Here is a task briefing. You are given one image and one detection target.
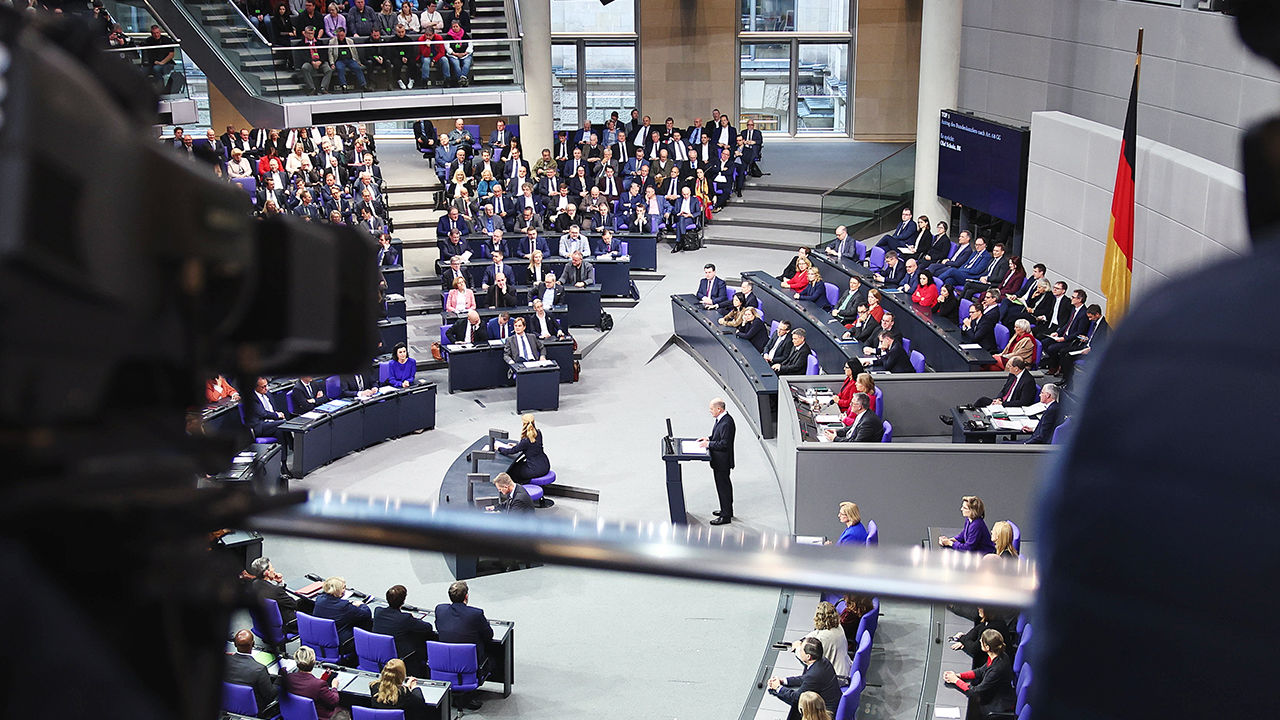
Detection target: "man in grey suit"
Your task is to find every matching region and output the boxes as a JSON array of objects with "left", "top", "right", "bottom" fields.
[
  {"left": 225, "top": 629, "right": 278, "bottom": 710},
  {"left": 503, "top": 316, "right": 546, "bottom": 365},
  {"left": 826, "top": 393, "right": 884, "bottom": 442},
  {"left": 559, "top": 251, "right": 595, "bottom": 287}
]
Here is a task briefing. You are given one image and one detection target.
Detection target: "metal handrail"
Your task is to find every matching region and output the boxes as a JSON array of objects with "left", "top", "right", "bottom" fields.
[
  {"left": 220, "top": 0, "right": 274, "bottom": 46},
  {"left": 507, "top": 0, "right": 523, "bottom": 38},
  {"left": 249, "top": 492, "right": 1039, "bottom": 609},
  {"left": 820, "top": 142, "right": 916, "bottom": 199},
  {"left": 102, "top": 42, "right": 183, "bottom": 52},
  {"left": 269, "top": 36, "right": 523, "bottom": 53}
]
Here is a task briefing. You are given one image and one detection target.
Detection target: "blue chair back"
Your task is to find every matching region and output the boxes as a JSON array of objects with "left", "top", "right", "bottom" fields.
[
  {"left": 949, "top": 241, "right": 958, "bottom": 257},
  {"left": 285, "top": 391, "right": 296, "bottom": 415},
  {"left": 854, "top": 240, "right": 867, "bottom": 261},
  {"left": 909, "top": 350, "right": 925, "bottom": 374},
  {"left": 1016, "top": 613, "right": 1029, "bottom": 636},
  {"left": 881, "top": 420, "right": 893, "bottom": 442},
  {"left": 873, "top": 386, "right": 884, "bottom": 417},
  {"left": 806, "top": 353, "right": 820, "bottom": 375},
  {"left": 280, "top": 692, "right": 321, "bottom": 720},
  {"left": 325, "top": 375, "right": 343, "bottom": 398},
  {"left": 1018, "top": 704, "right": 1032, "bottom": 720},
  {"left": 1015, "top": 663, "right": 1033, "bottom": 712},
  {"left": 901, "top": 337, "right": 910, "bottom": 354},
  {"left": 833, "top": 670, "right": 865, "bottom": 720},
  {"left": 378, "top": 361, "right": 391, "bottom": 384},
  {"left": 1019, "top": 277, "right": 1034, "bottom": 294},
  {"left": 1051, "top": 417, "right": 1071, "bottom": 444},
  {"left": 1008, "top": 519, "right": 1021, "bottom": 552},
  {"left": 222, "top": 682, "right": 258, "bottom": 715},
  {"left": 959, "top": 298, "right": 973, "bottom": 319},
  {"left": 1014, "top": 623, "right": 1033, "bottom": 673},
  {"left": 463, "top": 124, "right": 481, "bottom": 149},
  {"left": 934, "top": 277, "right": 944, "bottom": 293},
  {"left": 865, "top": 519, "right": 878, "bottom": 545},
  {"left": 867, "top": 246, "right": 886, "bottom": 271},
  {"left": 426, "top": 641, "right": 483, "bottom": 691},
  {"left": 232, "top": 177, "right": 257, "bottom": 199},
  {"left": 297, "top": 612, "right": 342, "bottom": 663},
  {"left": 853, "top": 629, "right": 873, "bottom": 677},
  {"left": 726, "top": 286, "right": 737, "bottom": 302},
  {"left": 770, "top": 320, "right": 779, "bottom": 336},
  {"left": 994, "top": 322, "right": 1011, "bottom": 351},
  {"left": 824, "top": 282, "right": 840, "bottom": 308},
  {"left": 619, "top": 241, "right": 629, "bottom": 255},
  {"left": 354, "top": 627, "right": 399, "bottom": 673},
  {"left": 1032, "top": 337, "right": 1042, "bottom": 364},
  {"left": 252, "top": 597, "right": 295, "bottom": 647},
  {"left": 352, "top": 708, "right": 405, "bottom": 720},
  {"left": 855, "top": 599, "right": 880, "bottom": 641}
]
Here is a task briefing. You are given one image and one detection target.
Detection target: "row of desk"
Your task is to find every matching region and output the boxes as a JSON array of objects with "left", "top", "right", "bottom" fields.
[
  {"left": 810, "top": 252, "right": 995, "bottom": 371},
  {"left": 442, "top": 232, "right": 659, "bottom": 272},
  {"left": 285, "top": 573, "right": 516, "bottom": 699},
  {"left": 443, "top": 286, "right": 602, "bottom": 328},
  {"left": 670, "top": 294, "right": 779, "bottom": 439},
  {"left": 742, "top": 270, "right": 865, "bottom": 375},
  {"left": 278, "top": 384, "right": 437, "bottom": 477}
]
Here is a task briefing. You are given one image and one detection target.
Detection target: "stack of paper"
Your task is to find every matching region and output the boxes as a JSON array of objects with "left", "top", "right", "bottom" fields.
[
  {"left": 815, "top": 414, "right": 843, "bottom": 424},
  {"left": 680, "top": 440, "right": 708, "bottom": 455}
]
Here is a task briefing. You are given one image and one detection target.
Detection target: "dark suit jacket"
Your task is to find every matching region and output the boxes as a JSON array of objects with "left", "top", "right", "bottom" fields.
[
  {"left": 527, "top": 312, "right": 561, "bottom": 338},
  {"left": 838, "top": 410, "right": 884, "bottom": 442},
  {"left": 798, "top": 280, "right": 830, "bottom": 309},
  {"left": 290, "top": 380, "right": 323, "bottom": 415},
  {"left": 737, "top": 318, "right": 769, "bottom": 352},
  {"left": 996, "top": 371, "right": 1038, "bottom": 407},
  {"left": 447, "top": 318, "right": 489, "bottom": 345},
  {"left": 964, "top": 307, "right": 1000, "bottom": 353},
  {"left": 879, "top": 261, "right": 907, "bottom": 286},
  {"left": 250, "top": 577, "right": 299, "bottom": 628},
  {"left": 879, "top": 342, "right": 915, "bottom": 374},
  {"left": 226, "top": 652, "right": 278, "bottom": 710},
  {"left": 1059, "top": 305, "right": 1090, "bottom": 340},
  {"left": 763, "top": 331, "right": 793, "bottom": 362},
  {"left": 434, "top": 601, "right": 495, "bottom": 665},
  {"left": 958, "top": 653, "right": 1017, "bottom": 716},
  {"left": 697, "top": 277, "right": 729, "bottom": 308},
  {"left": 485, "top": 284, "right": 518, "bottom": 308},
  {"left": 342, "top": 371, "right": 376, "bottom": 397},
  {"left": 373, "top": 606, "right": 437, "bottom": 662},
  {"left": 707, "top": 412, "right": 736, "bottom": 469},
  {"left": 243, "top": 393, "right": 283, "bottom": 432},
  {"left": 921, "top": 233, "right": 952, "bottom": 265},
  {"left": 776, "top": 342, "right": 812, "bottom": 375},
  {"left": 496, "top": 483, "right": 536, "bottom": 513},
  {"left": 1023, "top": 400, "right": 1063, "bottom": 444},
  {"left": 281, "top": 670, "right": 341, "bottom": 720},
  {"left": 773, "top": 658, "right": 841, "bottom": 720},
  {"left": 530, "top": 282, "right": 565, "bottom": 307},
  {"left": 487, "top": 316, "right": 515, "bottom": 340},
  {"left": 312, "top": 593, "right": 372, "bottom": 645}
]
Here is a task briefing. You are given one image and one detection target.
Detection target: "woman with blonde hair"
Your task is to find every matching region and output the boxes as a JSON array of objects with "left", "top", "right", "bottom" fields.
[
  {"left": 445, "top": 275, "right": 475, "bottom": 313},
  {"left": 785, "top": 255, "right": 812, "bottom": 292},
  {"left": 799, "top": 690, "right": 834, "bottom": 720},
  {"left": 449, "top": 168, "right": 472, "bottom": 200},
  {"left": 833, "top": 502, "right": 868, "bottom": 546},
  {"left": 281, "top": 646, "right": 345, "bottom": 720},
  {"left": 796, "top": 266, "right": 830, "bottom": 309},
  {"left": 802, "top": 601, "right": 852, "bottom": 678},
  {"left": 496, "top": 413, "right": 551, "bottom": 482},
  {"left": 370, "top": 658, "right": 430, "bottom": 720},
  {"left": 989, "top": 521, "right": 1019, "bottom": 558}
]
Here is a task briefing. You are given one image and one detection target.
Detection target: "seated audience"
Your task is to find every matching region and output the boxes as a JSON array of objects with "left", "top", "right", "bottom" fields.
[
  {"left": 766, "top": 637, "right": 842, "bottom": 720},
  {"left": 988, "top": 521, "right": 1019, "bottom": 560},
  {"left": 226, "top": 629, "right": 279, "bottom": 712},
  {"left": 446, "top": 310, "right": 488, "bottom": 345},
  {"left": 832, "top": 276, "right": 867, "bottom": 324},
  {"left": 938, "top": 495, "right": 996, "bottom": 553},
  {"left": 992, "top": 318, "right": 1036, "bottom": 371},
  {"left": 697, "top": 263, "right": 729, "bottom": 310},
  {"left": 559, "top": 251, "right": 595, "bottom": 287},
  {"left": 833, "top": 360, "right": 861, "bottom": 412},
  {"left": 434, "top": 581, "right": 494, "bottom": 710},
  {"left": 281, "top": 646, "right": 345, "bottom": 720},
  {"left": 772, "top": 328, "right": 811, "bottom": 375},
  {"left": 313, "top": 576, "right": 373, "bottom": 647},
  {"left": 1021, "top": 383, "right": 1064, "bottom": 444},
  {"left": 386, "top": 343, "right": 418, "bottom": 388},
  {"left": 290, "top": 375, "right": 325, "bottom": 415},
  {"left": 244, "top": 377, "right": 287, "bottom": 438},
  {"left": 763, "top": 320, "right": 793, "bottom": 364},
  {"left": 990, "top": 356, "right": 1036, "bottom": 408},
  {"left": 736, "top": 307, "right": 768, "bottom": 352},
  {"left": 832, "top": 501, "right": 868, "bottom": 545},
  {"left": 206, "top": 375, "right": 239, "bottom": 403},
  {"left": 1059, "top": 303, "right": 1109, "bottom": 388},
  {"left": 717, "top": 293, "right": 749, "bottom": 327},
  {"left": 445, "top": 276, "right": 477, "bottom": 314},
  {"left": 780, "top": 247, "right": 811, "bottom": 282},
  {"left": 874, "top": 207, "right": 915, "bottom": 251},
  {"left": 942, "top": 630, "right": 1016, "bottom": 718},
  {"left": 933, "top": 283, "right": 960, "bottom": 324},
  {"left": 795, "top": 267, "right": 830, "bottom": 309},
  {"left": 441, "top": 19, "right": 471, "bottom": 87},
  {"left": 246, "top": 556, "right": 301, "bottom": 631},
  {"left": 912, "top": 270, "right": 939, "bottom": 310},
  {"left": 825, "top": 392, "right": 883, "bottom": 442},
  {"left": 802, "top": 601, "right": 852, "bottom": 679},
  {"left": 527, "top": 298, "right": 562, "bottom": 339},
  {"left": 373, "top": 584, "right": 437, "bottom": 677},
  {"left": 843, "top": 373, "right": 877, "bottom": 420},
  {"left": 838, "top": 595, "right": 875, "bottom": 646},
  {"left": 949, "top": 608, "right": 1016, "bottom": 671},
  {"left": 960, "top": 289, "right": 1002, "bottom": 353}
]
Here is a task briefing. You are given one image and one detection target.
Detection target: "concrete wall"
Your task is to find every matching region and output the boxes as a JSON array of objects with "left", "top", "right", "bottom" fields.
[
  {"left": 639, "top": 0, "right": 737, "bottom": 127},
  {"left": 1023, "top": 110, "right": 1248, "bottom": 313},
  {"left": 957, "top": 0, "right": 1280, "bottom": 172},
  {"left": 853, "top": 0, "right": 923, "bottom": 142}
]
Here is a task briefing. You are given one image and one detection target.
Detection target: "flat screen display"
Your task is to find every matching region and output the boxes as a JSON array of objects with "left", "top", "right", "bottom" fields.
[{"left": 937, "top": 110, "right": 1030, "bottom": 224}]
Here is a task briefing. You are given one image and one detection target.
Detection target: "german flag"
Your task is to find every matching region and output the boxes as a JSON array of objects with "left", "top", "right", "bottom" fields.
[{"left": 1101, "top": 32, "right": 1143, "bottom": 320}]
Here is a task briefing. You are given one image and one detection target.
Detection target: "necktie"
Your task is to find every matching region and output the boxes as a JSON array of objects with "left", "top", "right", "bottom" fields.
[
  {"left": 466, "top": 323, "right": 475, "bottom": 343},
  {"left": 356, "top": 374, "right": 364, "bottom": 390},
  {"left": 1004, "top": 376, "right": 1016, "bottom": 402},
  {"left": 304, "top": 383, "right": 312, "bottom": 398},
  {"left": 519, "top": 335, "right": 531, "bottom": 360}
]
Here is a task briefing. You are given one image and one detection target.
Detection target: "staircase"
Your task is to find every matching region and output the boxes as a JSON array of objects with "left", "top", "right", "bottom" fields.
[{"left": 146, "top": 0, "right": 527, "bottom": 126}]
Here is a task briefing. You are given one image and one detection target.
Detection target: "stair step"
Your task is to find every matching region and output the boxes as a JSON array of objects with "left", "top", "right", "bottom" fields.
[{"left": 704, "top": 227, "right": 818, "bottom": 249}]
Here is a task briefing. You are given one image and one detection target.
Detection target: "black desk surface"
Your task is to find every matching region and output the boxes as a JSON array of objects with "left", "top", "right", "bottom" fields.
[{"left": 811, "top": 252, "right": 995, "bottom": 370}]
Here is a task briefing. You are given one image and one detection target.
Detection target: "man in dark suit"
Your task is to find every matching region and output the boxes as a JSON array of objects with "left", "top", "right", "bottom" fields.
[
  {"left": 698, "top": 398, "right": 736, "bottom": 525},
  {"left": 531, "top": 273, "right": 565, "bottom": 308},
  {"left": 875, "top": 207, "right": 916, "bottom": 251},
  {"left": 243, "top": 377, "right": 286, "bottom": 438},
  {"left": 873, "top": 250, "right": 908, "bottom": 286},
  {"left": 773, "top": 328, "right": 812, "bottom": 375},
  {"left": 527, "top": 299, "right": 562, "bottom": 339},
  {"left": 246, "top": 557, "right": 302, "bottom": 633},
  {"left": 1060, "top": 304, "right": 1110, "bottom": 388},
  {"left": 488, "top": 311, "right": 516, "bottom": 341},
  {"left": 961, "top": 289, "right": 1002, "bottom": 353},
  {"left": 937, "top": 236, "right": 992, "bottom": 288},
  {"left": 960, "top": 241, "right": 1012, "bottom": 300},
  {"left": 1040, "top": 288, "right": 1090, "bottom": 373},
  {"left": 762, "top": 320, "right": 793, "bottom": 365},
  {"left": 1031, "top": 281, "right": 1073, "bottom": 339},
  {"left": 289, "top": 376, "right": 325, "bottom": 416},
  {"left": 828, "top": 393, "right": 884, "bottom": 442},
  {"left": 447, "top": 310, "right": 489, "bottom": 345},
  {"left": 372, "top": 584, "right": 436, "bottom": 677},
  {"left": 767, "top": 637, "right": 842, "bottom": 720},
  {"left": 697, "top": 263, "right": 729, "bottom": 310},
  {"left": 435, "top": 581, "right": 495, "bottom": 710},
  {"left": 1021, "top": 384, "right": 1063, "bottom": 444},
  {"left": 824, "top": 225, "right": 860, "bottom": 263},
  {"left": 226, "top": 629, "right": 278, "bottom": 712},
  {"left": 926, "top": 229, "right": 974, "bottom": 276},
  {"left": 436, "top": 206, "right": 469, "bottom": 241},
  {"left": 866, "top": 330, "right": 914, "bottom": 373},
  {"left": 342, "top": 369, "right": 377, "bottom": 399},
  {"left": 489, "top": 472, "right": 535, "bottom": 513},
  {"left": 413, "top": 119, "right": 438, "bottom": 160},
  {"left": 990, "top": 356, "right": 1037, "bottom": 408},
  {"left": 488, "top": 119, "right": 512, "bottom": 152}
]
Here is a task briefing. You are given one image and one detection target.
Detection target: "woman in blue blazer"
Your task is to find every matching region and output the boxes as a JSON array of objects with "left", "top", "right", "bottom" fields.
[
  {"left": 796, "top": 267, "right": 832, "bottom": 310},
  {"left": 497, "top": 413, "right": 550, "bottom": 481},
  {"left": 736, "top": 308, "right": 769, "bottom": 353},
  {"left": 833, "top": 501, "right": 869, "bottom": 545}
]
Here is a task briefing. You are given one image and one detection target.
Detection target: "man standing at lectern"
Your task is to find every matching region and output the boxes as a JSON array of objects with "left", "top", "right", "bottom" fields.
[{"left": 699, "top": 398, "right": 736, "bottom": 525}]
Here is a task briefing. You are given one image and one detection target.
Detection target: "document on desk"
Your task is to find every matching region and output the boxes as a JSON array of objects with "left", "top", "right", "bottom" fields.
[
  {"left": 1022, "top": 402, "right": 1048, "bottom": 416},
  {"left": 959, "top": 343, "right": 984, "bottom": 350},
  {"left": 680, "top": 440, "right": 709, "bottom": 455},
  {"left": 992, "top": 418, "right": 1031, "bottom": 431},
  {"left": 301, "top": 411, "right": 324, "bottom": 420},
  {"left": 488, "top": 339, "right": 505, "bottom": 347},
  {"left": 935, "top": 707, "right": 962, "bottom": 719},
  {"left": 815, "top": 414, "right": 843, "bottom": 424},
  {"left": 522, "top": 359, "right": 556, "bottom": 368}
]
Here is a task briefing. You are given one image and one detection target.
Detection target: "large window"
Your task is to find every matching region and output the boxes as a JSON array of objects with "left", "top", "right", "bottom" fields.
[
  {"left": 738, "top": 0, "right": 852, "bottom": 136},
  {"left": 550, "top": 0, "right": 637, "bottom": 131}
]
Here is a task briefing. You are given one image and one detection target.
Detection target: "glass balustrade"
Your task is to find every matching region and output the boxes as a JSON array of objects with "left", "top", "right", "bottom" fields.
[{"left": 819, "top": 143, "right": 916, "bottom": 240}]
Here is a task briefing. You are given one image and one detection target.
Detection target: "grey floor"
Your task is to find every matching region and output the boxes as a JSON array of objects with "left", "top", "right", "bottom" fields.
[{"left": 249, "top": 137, "right": 934, "bottom": 720}]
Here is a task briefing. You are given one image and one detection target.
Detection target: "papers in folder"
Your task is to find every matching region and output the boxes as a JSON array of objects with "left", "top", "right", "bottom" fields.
[
  {"left": 680, "top": 440, "right": 708, "bottom": 455},
  {"left": 301, "top": 411, "right": 324, "bottom": 419},
  {"left": 815, "top": 414, "right": 843, "bottom": 424},
  {"left": 522, "top": 359, "right": 556, "bottom": 368},
  {"left": 959, "top": 343, "right": 983, "bottom": 350}
]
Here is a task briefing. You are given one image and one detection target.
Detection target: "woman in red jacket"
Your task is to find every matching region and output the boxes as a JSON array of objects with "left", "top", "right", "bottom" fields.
[
  {"left": 912, "top": 270, "right": 939, "bottom": 310},
  {"left": 834, "top": 359, "right": 860, "bottom": 412},
  {"left": 785, "top": 256, "right": 812, "bottom": 292},
  {"left": 866, "top": 288, "right": 885, "bottom": 324}
]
